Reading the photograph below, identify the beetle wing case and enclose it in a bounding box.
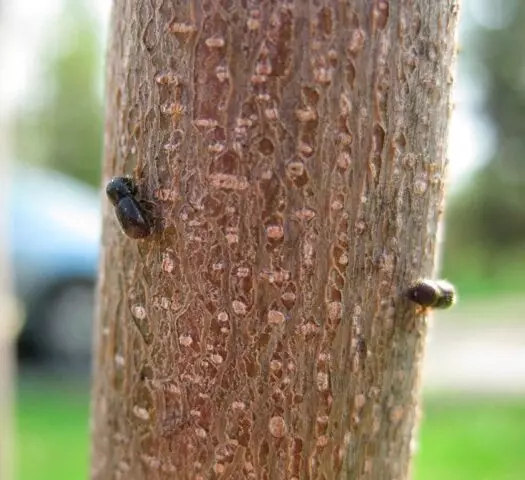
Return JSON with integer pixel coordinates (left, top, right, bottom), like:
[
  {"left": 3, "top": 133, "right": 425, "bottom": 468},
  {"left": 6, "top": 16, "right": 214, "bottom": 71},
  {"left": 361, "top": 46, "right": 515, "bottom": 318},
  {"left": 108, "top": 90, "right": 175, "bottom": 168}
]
[{"left": 115, "top": 196, "right": 151, "bottom": 239}]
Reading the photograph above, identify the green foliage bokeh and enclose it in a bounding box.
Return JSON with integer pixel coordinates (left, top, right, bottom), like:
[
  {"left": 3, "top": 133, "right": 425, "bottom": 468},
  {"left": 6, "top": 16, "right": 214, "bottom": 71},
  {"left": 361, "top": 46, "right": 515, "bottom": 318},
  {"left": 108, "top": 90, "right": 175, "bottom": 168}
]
[
  {"left": 441, "top": 2, "right": 525, "bottom": 296},
  {"left": 14, "top": 0, "right": 103, "bottom": 187}
]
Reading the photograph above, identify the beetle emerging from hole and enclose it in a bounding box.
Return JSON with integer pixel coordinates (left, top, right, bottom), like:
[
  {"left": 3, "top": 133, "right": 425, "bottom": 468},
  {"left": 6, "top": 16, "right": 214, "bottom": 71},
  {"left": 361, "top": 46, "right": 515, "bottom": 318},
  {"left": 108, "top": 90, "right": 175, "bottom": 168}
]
[
  {"left": 406, "top": 278, "right": 457, "bottom": 312},
  {"left": 106, "top": 176, "right": 152, "bottom": 239}
]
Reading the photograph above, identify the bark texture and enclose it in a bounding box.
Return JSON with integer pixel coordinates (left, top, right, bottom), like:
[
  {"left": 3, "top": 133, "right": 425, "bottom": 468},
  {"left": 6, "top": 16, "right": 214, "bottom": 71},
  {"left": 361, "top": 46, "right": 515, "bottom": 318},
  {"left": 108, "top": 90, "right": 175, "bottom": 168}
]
[{"left": 91, "top": 1, "right": 459, "bottom": 478}]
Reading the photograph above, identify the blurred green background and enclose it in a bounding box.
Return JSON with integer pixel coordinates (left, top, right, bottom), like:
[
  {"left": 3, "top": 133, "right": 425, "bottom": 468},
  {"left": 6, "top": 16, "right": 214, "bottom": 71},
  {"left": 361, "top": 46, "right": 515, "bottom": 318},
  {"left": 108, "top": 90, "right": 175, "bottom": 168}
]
[{"left": 2, "top": 0, "right": 525, "bottom": 479}]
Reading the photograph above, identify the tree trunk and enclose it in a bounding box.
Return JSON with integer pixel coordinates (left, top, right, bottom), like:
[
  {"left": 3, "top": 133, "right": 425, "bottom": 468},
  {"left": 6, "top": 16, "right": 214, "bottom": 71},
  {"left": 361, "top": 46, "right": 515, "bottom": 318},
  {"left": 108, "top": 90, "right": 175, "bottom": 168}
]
[{"left": 91, "top": 1, "right": 458, "bottom": 478}]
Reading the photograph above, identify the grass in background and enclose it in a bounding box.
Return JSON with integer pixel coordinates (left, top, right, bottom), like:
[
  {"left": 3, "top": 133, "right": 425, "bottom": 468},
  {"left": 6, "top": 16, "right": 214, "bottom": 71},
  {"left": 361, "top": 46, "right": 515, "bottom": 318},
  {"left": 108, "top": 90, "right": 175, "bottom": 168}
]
[
  {"left": 16, "top": 379, "right": 89, "bottom": 480},
  {"left": 441, "top": 245, "right": 525, "bottom": 302},
  {"left": 16, "top": 384, "right": 525, "bottom": 480},
  {"left": 414, "top": 398, "right": 525, "bottom": 480}
]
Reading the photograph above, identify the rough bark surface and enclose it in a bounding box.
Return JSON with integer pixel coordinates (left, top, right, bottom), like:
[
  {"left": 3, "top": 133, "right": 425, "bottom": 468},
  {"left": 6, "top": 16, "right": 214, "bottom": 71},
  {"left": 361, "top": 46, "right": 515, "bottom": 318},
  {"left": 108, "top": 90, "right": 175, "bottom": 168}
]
[{"left": 91, "top": 1, "right": 458, "bottom": 479}]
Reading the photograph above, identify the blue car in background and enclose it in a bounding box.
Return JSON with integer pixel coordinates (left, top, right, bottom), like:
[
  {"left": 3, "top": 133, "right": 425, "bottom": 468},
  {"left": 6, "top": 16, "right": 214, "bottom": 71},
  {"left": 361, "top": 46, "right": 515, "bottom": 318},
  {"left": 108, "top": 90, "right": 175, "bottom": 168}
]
[{"left": 8, "top": 164, "right": 101, "bottom": 364}]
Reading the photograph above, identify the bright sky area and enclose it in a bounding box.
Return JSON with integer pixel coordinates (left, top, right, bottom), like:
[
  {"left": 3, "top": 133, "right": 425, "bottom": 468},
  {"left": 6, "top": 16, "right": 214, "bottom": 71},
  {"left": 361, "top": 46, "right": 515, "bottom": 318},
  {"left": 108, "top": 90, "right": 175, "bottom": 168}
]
[{"left": 0, "top": 0, "right": 500, "bottom": 189}]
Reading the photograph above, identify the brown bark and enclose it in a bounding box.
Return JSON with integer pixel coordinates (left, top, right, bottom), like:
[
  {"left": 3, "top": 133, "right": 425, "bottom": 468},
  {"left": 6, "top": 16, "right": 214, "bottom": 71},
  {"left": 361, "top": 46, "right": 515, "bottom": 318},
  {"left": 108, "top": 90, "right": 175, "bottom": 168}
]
[{"left": 91, "top": 1, "right": 459, "bottom": 479}]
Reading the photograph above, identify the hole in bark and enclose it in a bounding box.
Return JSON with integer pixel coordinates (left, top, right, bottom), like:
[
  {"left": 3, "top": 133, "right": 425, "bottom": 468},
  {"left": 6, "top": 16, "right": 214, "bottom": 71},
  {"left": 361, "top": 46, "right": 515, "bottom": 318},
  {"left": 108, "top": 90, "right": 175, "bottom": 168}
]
[
  {"left": 210, "top": 150, "right": 240, "bottom": 175},
  {"left": 244, "top": 355, "right": 259, "bottom": 378},
  {"left": 395, "top": 132, "right": 407, "bottom": 152},
  {"left": 318, "top": 7, "right": 334, "bottom": 37},
  {"left": 372, "top": 123, "right": 385, "bottom": 155},
  {"left": 301, "top": 86, "right": 320, "bottom": 106},
  {"left": 347, "top": 60, "right": 356, "bottom": 89},
  {"left": 373, "top": 0, "right": 389, "bottom": 30},
  {"left": 258, "top": 137, "right": 275, "bottom": 156}
]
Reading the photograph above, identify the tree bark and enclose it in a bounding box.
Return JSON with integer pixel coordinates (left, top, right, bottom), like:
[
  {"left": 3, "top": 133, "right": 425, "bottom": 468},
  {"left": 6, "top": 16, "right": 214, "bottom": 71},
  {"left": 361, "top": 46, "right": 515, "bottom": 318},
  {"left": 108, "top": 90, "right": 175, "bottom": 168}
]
[{"left": 91, "top": 1, "right": 459, "bottom": 479}]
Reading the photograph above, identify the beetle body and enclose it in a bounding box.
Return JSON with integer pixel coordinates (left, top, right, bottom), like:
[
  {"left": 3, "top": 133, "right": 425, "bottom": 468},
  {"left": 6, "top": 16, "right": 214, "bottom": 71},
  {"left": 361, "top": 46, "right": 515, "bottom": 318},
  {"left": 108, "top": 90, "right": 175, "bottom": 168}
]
[
  {"left": 406, "top": 278, "right": 457, "bottom": 311},
  {"left": 106, "top": 176, "right": 151, "bottom": 239},
  {"left": 433, "top": 280, "right": 457, "bottom": 309}
]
